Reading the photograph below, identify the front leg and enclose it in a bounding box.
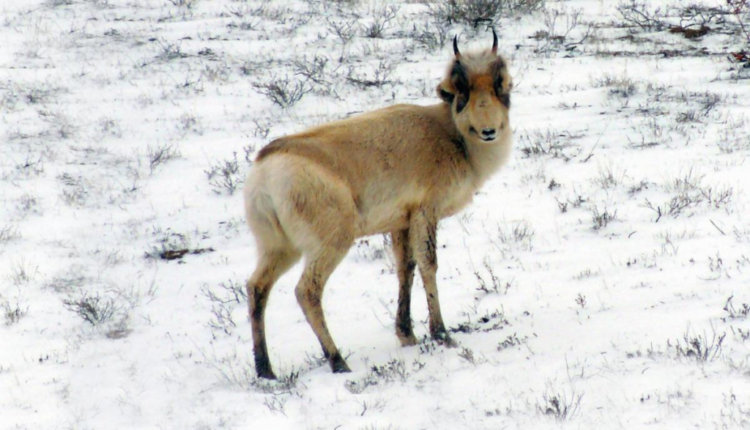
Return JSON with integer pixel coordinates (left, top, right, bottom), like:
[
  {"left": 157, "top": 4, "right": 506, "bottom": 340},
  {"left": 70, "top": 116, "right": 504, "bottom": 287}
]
[
  {"left": 409, "top": 209, "right": 456, "bottom": 347},
  {"left": 391, "top": 229, "right": 417, "bottom": 346}
]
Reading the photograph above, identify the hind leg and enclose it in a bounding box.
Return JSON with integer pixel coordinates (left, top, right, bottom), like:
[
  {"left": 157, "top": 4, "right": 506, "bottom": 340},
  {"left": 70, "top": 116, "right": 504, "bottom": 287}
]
[
  {"left": 260, "top": 156, "right": 358, "bottom": 373},
  {"left": 295, "top": 245, "right": 351, "bottom": 373},
  {"left": 248, "top": 247, "right": 300, "bottom": 379}
]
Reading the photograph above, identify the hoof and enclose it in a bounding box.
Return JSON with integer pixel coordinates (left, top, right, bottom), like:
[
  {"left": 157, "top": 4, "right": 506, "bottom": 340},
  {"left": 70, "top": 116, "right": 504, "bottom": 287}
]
[
  {"left": 397, "top": 332, "right": 418, "bottom": 346},
  {"left": 256, "top": 368, "right": 277, "bottom": 380},
  {"left": 255, "top": 359, "right": 277, "bottom": 380},
  {"left": 432, "top": 330, "right": 457, "bottom": 348},
  {"left": 330, "top": 352, "right": 351, "bottom": 373},
  {"left": 441, "top": 336, "right": 458, "bottom": 348},
  {"left": 332, "top": 363, "right": 351, "bottom": 373}
]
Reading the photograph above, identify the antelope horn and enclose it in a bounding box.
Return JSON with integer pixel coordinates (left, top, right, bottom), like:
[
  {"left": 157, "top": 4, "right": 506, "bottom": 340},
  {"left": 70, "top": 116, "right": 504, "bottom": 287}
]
[
  {"left": 491, "top": 28, "right": 498, "bottom": 54},
  {"left": 453, "top": 35, "right": 461, "bottom": 58}
]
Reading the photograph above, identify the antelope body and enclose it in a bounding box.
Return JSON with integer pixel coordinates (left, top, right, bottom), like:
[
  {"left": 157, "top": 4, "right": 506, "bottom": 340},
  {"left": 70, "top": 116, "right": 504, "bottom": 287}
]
[{"left": 244, "top": 32, "right": 512, "bottom": 379}]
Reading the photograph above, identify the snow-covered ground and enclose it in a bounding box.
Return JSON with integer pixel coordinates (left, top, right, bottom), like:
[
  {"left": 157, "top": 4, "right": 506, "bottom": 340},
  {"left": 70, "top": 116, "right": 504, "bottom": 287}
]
[{"left": 1, "top": 0, "right": 749, "bottom": 428}]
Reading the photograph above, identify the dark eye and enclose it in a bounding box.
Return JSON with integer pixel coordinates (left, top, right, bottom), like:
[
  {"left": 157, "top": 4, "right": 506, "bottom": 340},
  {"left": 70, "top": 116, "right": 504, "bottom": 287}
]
[
  {"left": 456, "top": 94, "right": 468, "bottom": 113},
  {"left": 498, "top": 92, "right": 510, "bottom": 108},
  {"left": 494, "top": 78, "right": 509, "bottom": 107},
  {"left": 439, "top": 88, "right": 455, "bottom": 103}
]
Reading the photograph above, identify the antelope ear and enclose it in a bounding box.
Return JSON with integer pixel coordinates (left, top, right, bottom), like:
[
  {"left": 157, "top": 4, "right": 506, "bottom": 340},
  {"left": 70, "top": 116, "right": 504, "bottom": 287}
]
[
  {"left": 438, "top": 60, "right": 469, "bottom": 106},
  {"left": 491, "top": 57, "right": 512, "bottom": 94},
  {"left": 450, "top": 60, "right": 470, "bottom": 95},
  {"left": 491, "top": 57, "right": 512, "bottom": 107}
]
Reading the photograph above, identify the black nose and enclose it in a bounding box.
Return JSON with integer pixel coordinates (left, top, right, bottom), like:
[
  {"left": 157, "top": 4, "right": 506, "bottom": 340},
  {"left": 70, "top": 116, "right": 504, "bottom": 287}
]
[{"left": 481, "top": 128, "right": 496, "bottom": 138}]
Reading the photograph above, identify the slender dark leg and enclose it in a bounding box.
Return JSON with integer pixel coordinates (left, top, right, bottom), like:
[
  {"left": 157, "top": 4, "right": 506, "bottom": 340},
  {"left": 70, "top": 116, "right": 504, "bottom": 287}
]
[
  {"left": 248, "top": 249, "right": 299, "bottom": 379},
  {"left": 392, "top": 229, "right": 417, "bottom": 345},
  {"left": 410, "top": 209, "right": 456, "bottom": 347},
  {"left": 295, "top": 247, "right": 351, "bottom": 373}
]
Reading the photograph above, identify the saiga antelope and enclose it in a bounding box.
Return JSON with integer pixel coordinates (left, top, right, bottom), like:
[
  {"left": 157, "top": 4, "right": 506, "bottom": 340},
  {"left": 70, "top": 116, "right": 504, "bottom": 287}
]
[{"left": 244, "top": 30, "right": 512, "bottom": 379}]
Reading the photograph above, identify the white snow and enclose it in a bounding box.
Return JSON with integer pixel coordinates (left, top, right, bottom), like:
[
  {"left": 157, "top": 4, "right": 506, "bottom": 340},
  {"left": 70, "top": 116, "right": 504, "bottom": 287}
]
[{"left": 1, "top": 0, "right": 749, "bottom": 428}]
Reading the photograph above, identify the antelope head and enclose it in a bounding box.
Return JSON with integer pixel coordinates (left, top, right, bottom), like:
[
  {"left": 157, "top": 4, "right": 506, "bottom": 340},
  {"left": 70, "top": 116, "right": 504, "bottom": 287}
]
[{"left": 438, "top": 29, "right": 512, "bottom": 145}]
